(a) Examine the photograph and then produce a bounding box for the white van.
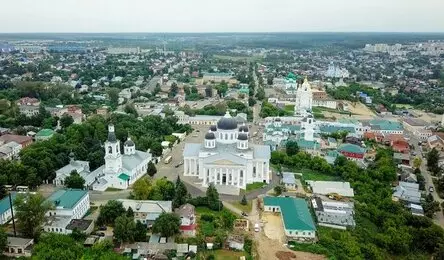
[254,223,260,232]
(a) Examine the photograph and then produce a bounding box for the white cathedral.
[55,124,152,191]
[183,111,271,191]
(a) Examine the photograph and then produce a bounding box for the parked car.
[98,226,107,231]
[254,223,260,232]
[429,186,435,192]
[96,232,105,237]
[241,212,248,217]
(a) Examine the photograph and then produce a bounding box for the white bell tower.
[104,124,122,173]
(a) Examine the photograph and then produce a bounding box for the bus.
[164,156,172,164]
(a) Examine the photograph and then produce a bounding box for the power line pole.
[9,193,16,236]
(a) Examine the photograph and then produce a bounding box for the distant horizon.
[1,31,444,35]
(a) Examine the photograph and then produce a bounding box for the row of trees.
[0,113,191,188]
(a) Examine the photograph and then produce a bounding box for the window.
[302,232,306,235]
[240,170,243,178]
[108,146,112,153]
[225,133,228,140]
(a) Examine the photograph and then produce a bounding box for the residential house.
[44,189,90,234]
[175,203,196,237]
[312,197,355,229]
[393,153,411,165]
[427,135,444,151]
[337,143,366,161]
[0,193,16,225]
[65,219,94,235]
[307,181,355,197]
[118,199,172,225]
[227,235,244,250]
[364,119,403,135]
[281,172,297,190]
[393,182,421,204]
[0,134,33,148]
[408,203,424,216]
[4,237,33,257]
[0,141,21,160]
[263,197,316,241]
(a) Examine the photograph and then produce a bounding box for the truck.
[164,156,172,164]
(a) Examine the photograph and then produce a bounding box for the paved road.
[407,132,444,226]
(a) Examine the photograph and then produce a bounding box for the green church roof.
[0,193,16,214]
[118,173,130,181]
[263,197,316,231]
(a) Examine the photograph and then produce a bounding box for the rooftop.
[367,119,403,131]
[66,219,93,231]
[0,193,16,215]
[337,143,366,154]
[46,189,87,209]
[307,181,355,197]
[263,196,316,231]
[36,129,55,137]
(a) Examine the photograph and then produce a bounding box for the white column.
[184,159,188,175]
[194,159,197,175]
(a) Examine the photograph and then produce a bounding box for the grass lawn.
[294,169,342,182]
[84,206,98,217]
[284,104,295,112]
[230,200,253,213]
[195,206,218,215]
[246,182,265,191]
[198,249,246,260]
[395,103,414,109]
[104,187,123,192]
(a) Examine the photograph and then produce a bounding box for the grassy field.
[105,187,123,192]
[198,250,247,260]
[284,104,295,112]
[294,168,342,182]
[213,54,262,62]
[246,182,265,191]
[395,103,414,109]
[230,200,253,213]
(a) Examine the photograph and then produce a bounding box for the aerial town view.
[0,1,444,260]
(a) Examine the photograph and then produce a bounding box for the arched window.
[231,133,234,139]
[240,170,243,178]
[108,146,112,154]
[225,133,228,140]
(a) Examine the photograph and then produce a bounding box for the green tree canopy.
[152,213,181,237]
[97,200,126,226]
[113,215,136,243]
[14,193,51,239]
[64,170,85,189]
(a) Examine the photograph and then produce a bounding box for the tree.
[240,194,248,206]
[127,207,134,218]
[173,176,189,208]
[427,148,440,175]
[274,185,283,196]
[84,240,127,260]
[147,161,157,177]
[248,97,256,107]
[220,210,237,230]
[60,114,74,129]
[107,88,120,108]
[0,228,7,251]
[255,87,265,100]
[152,213,181,237]
[285,140,300,156]
[169,83,178,97]
[33,233,84,260]
[206,183,222,211]
[114,215,136,243]
[14,193,51,239]
[134,221,147,242]
[64,170,85,189]
[132,177,152,200]
[413,156,423,169]
[97,200,126,226]
[150,142,163,157]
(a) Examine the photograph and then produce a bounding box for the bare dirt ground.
[257,213,326,260]
[262,213,286,243]
[410,109,441,124]
[345,101,375,117]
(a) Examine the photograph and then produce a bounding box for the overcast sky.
[1,0,443,33]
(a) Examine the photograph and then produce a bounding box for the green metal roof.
[263,197,316,231]
[337,143,366,154]
[118,173,130,181]
[319,125,355,134]
[368,119,403,131]
[0,193,16,215]
[296,139,321,150]
[36,129,55,137]
[46,189,87,209]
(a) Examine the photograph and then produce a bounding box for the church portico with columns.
[183,112,271,192]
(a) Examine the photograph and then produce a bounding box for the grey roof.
[237,133,248,140]
[210,125,217,131]
[239,125,249,132]
[217,114,238,130]
[56,160,90,178]
[7,237,33,247]
[282,172,296,185]
[307,181,355,197]
[118,199,172,217]
[175,203,195,218]
[393,182,421,203]
[183,143,201,157]
[124,138,135,147]
[253,145,271,160]
[205,132,216,140]
[122,150,150,170]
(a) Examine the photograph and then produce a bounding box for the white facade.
[91,125,152,191]
[183,112,271,191]
[294,77,313,116]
